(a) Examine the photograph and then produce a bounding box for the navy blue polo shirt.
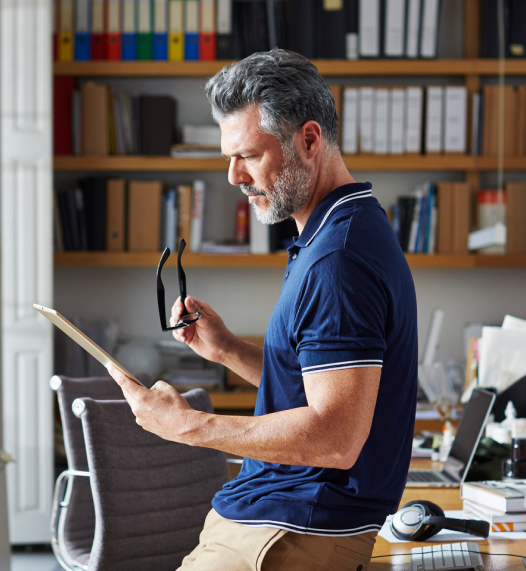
[213,182,418,536]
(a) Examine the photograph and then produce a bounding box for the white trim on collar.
[305,189,372,247]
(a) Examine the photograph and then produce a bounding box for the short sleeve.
[293,250,388,375]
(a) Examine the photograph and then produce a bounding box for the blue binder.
[122,34,137,60]
[184,34,199,60]
[153,34,168,60]
[74,34,91,61]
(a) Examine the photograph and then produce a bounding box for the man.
[108,49,418,571]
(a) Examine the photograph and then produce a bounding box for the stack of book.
[342,85,467,155]
[54,78,176,156]
[462,480,526,532]
[54,0,446,63]
[54,178,206,253]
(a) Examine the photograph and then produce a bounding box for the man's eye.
[243,155,256,161]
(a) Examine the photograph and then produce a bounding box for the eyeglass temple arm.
[157,247,171,330]
[177,239,189,317]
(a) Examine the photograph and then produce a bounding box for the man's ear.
[301,121,322,158]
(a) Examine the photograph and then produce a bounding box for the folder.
[444,86,467,154]
[405,86,423,153]
[58,0,74,61]
[405,0,422,58]
[53,0,59,60]
[506,182,526,253]
[106,179,126,252]
[74,0,91,60]
[127,181,163,252]
[436,182,452,253]
[359,0,380,57]
[106,0,122,59]
[81,82,109,156]
[122,0,137,60]
[169,0,184,60]
[54,77,75,155]
[154,0,169,60]
[138,0,154,60]
[216,0,232,58]
[342,88,358,154]
[374,88,389,154]
[185,0,199,60]
[344,0,359,59]
[359,87,374,153]
[425,86,444,153]
[289,0,316,59]
[420,0,440,58]
[451,183,470,254]
[200,0,216,60]
[91,0,105,60]
[389,88,405,154]
[384,0,406,57]
[317,0,345,59]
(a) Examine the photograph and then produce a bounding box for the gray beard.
[241,149,313,225]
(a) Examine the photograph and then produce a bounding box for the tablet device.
[33,304,145,387]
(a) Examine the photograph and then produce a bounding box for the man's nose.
[228,158,252,186]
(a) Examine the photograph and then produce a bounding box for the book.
[509,0,526,58]
[451,182,471,254]
[58,0,74,61]
[359,87,374,153]
[374,88,389,154]
[288,0,316,59]
[405,86,423,153]
[359,0,380,57]
[436,182,453,253]
[106,0,122,59]
[169,0,185,60]
[419,0,440,58]
[122,0,137,60]
[74,0,91,60]
[461,480,526,513]
[200,0,216,60]
[56,189,73,250]
[389,88,405,154]
[161,188,178,251]
[342,87,358,154]
[483,85,517,156]
[81,83,109,156]
[517,86,526,155]
[384,0,406,57]
[476,189,506,254]
[81,177,107,251]
[138,0,154,60]
[468,223,507,251]
[190,180,205,252]
[425,86,444,153]
[140,95,176,155]
[506,182,526,254]
[463,499,526,532]
[317,0,346,59]
[444,86,467,153]
[91,0,105,60]
[153,0,169,60]
[471,92,481,156]
[405,0,422,58]
[106,179,126,251]
[54,76,75,155]
[185,0,199,60]
[53,191,65,252]
[177,184,193,244]
[127,181,163,251]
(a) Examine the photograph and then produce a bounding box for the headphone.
[391,500,490,541]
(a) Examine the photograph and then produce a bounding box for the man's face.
[220,106,313,224]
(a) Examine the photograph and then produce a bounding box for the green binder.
[137,0,153,60]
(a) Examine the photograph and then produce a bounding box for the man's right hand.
[170,296,236,365]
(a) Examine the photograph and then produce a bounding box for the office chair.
[50,376,231,571]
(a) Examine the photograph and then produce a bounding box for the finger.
[107,364,147,399]
[170,297,184,326]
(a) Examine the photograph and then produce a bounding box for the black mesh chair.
[50,375,231,571]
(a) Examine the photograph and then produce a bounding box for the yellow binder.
[58,0,74,61]
[169,0,184,60]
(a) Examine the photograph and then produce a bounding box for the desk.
[370,459,526,570]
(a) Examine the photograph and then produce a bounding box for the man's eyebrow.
[221,149,258,159]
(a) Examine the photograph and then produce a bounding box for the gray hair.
[205,49,339,149]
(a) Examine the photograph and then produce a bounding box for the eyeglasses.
[156,239,201,331]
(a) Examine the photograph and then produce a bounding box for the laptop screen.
[442,388,496,483]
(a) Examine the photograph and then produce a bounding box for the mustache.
[240,185,267,197]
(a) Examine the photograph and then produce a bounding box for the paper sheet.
[502,315,526,331]
[379,511,526,543]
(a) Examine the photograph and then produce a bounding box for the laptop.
[406,388,496,488]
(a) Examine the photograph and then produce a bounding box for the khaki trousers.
[177,509,377,571]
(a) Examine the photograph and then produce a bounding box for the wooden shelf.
[53,59,526,77]
[54,251,526,269]
[208,391,257,410]
[54,155,526,172]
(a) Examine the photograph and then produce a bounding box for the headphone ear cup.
[399,501,444,541]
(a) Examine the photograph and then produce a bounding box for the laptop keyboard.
[407,470,452,483]
[410,542,484,570]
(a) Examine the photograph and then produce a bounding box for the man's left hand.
[107,364,195,443]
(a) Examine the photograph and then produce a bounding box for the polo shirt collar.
[293,182,372,249]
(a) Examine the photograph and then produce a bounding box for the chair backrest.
[74,388,230,571]
[51,374,151,568]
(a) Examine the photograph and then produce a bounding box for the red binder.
[91,0,106,60]
[105,0,122,60]
[199,0,216,60]
[53,77,75,155]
